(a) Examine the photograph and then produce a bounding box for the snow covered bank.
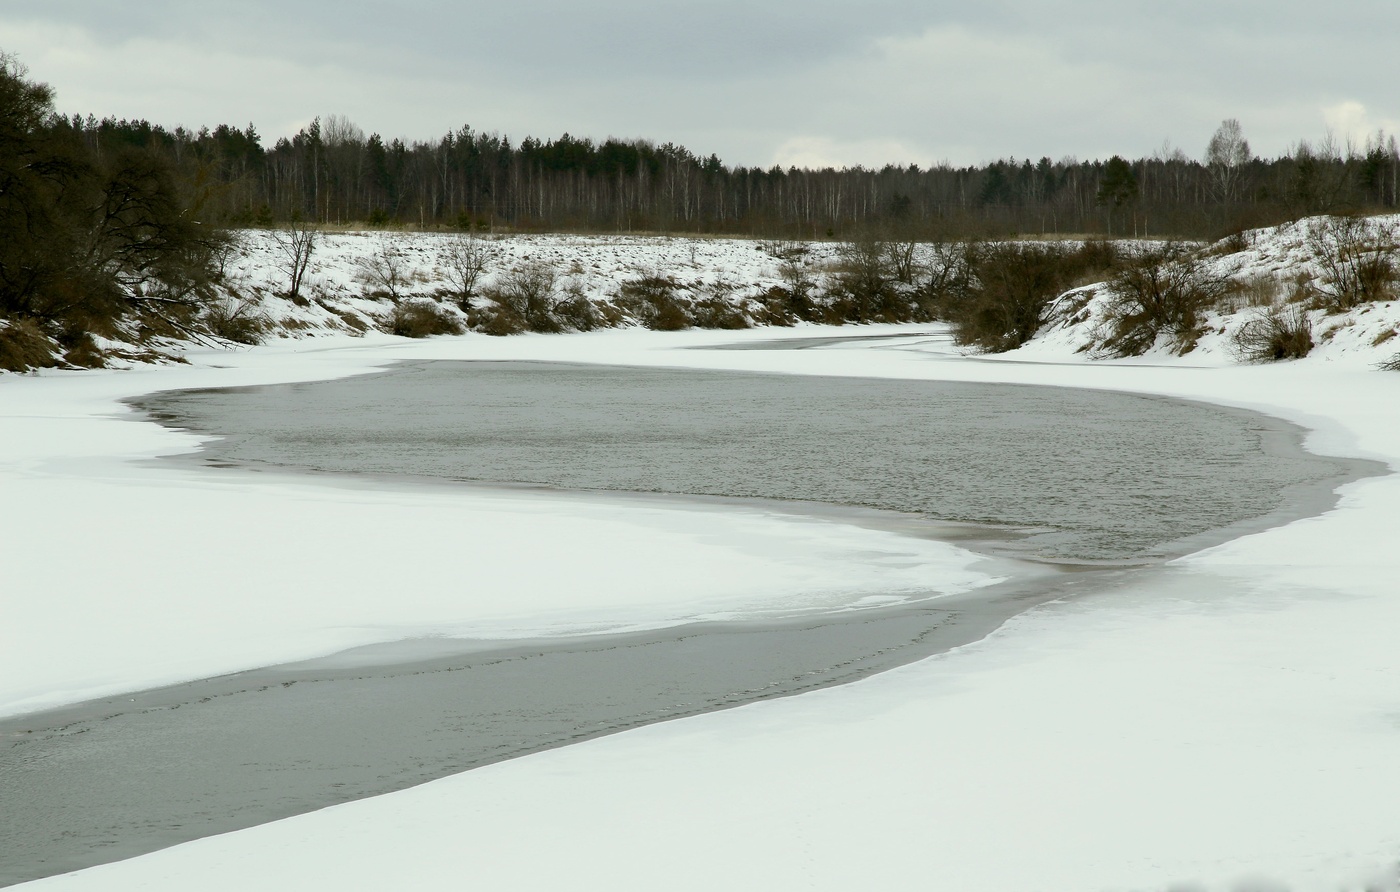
[1022,214,1400,368]
[11,323,1400,892]
[205,230,844,342]
[205,216,1400,376]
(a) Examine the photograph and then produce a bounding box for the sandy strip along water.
[0,360,1378,887]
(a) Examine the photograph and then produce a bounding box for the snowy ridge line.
[208,229,839,346]
[211,213,1400,373]
[7,213,1398,374]
[1019,214,1400,368]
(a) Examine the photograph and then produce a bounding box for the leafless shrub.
[1208,229,1251,256]
[916,240,978,318]
[825,234,906,323]
[1230,305,1314,362]
[552,279,608,331]
[616,271,692,330]
[473,260,562,334]
[1307,216,1399,311]
[1097,244,1230,356]
[209,230,245,283]
[466,304,524,336]
[439,234,496,310]
[202,294,268,345]
[766,248,818,320]
[1379,352,1400,371]
[386,299,463,338]
[691,281,751,329]
[1067,238,1124,288]
[749,286,796,326]
[355,237,421,302]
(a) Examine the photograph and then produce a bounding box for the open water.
[137,360,1346,562]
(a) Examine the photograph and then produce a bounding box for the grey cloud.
[8,0,1400,166]
[27,0,960,80]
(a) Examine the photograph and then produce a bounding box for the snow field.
[218,230,843,340]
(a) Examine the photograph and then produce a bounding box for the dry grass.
[387,300,465,338]
[1225,274,1284,311]
[615,272,693,330]
[0,319,59,372]
[1230,305,1314,362]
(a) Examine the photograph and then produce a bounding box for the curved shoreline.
[1,564,1082,887]
[1,347,1385,887]
[128,357,1377,560]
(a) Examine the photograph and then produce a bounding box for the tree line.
[0,53,226,371]
[60,110,1400,240]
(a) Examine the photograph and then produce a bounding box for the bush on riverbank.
[939,240,1125,352]
[1094,244,1231,357]
[386,300,464,338]
[1230,304,1314,362]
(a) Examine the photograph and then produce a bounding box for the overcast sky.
[3,1,1397,168]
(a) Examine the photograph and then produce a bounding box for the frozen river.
[0,359,1370,886]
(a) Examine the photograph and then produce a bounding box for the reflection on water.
[135,361,1343,562]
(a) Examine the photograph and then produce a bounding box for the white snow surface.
[10,219,1400,892]
[204,229,843,342]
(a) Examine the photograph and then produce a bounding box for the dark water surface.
[0,359,1373,886]
[139,361,1349,562]
[0,580,1077,886]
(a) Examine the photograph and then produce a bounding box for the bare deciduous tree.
[439,234,496,310]
[1206,119,1252,205]
[269,220,317,301]
[885,237,919,284]
[355,235,418,301]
